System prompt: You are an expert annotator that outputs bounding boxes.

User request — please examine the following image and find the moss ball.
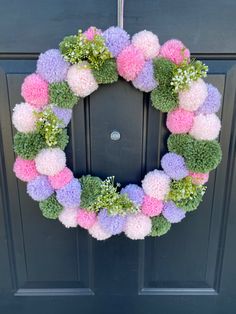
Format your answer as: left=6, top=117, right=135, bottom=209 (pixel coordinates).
left=151, top=86, right=178, bottom=112
left=13, top=132, right=46, bottom=159
left=167, top=134, right=194, bottom=156
left=39, top=194, right=63, bottom=219
left=93, top=59, right=118, bottom=84
left=150, top=216, right=171, bottom=237
left=153, top=57, right=175, bottom=86
left=49, top=81, right=78, bottom=109
left=80, top=175, right=102, bottom=209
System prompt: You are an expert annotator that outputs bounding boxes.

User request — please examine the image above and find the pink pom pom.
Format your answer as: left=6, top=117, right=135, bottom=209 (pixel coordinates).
left=160, top=39, right=190, bottom=65
left=12, top=102, right=37, bottom=133
left=35, top=148, right=66, bottom=176
left=142, top=170, right=171, bottom=200
left=88, top=220, right=112, bottom=240
left=13, top=157, right=38, bottom=182
left=77, top=209, right=96, bottom=229
left=58, top=207, right=78, bottom=228
left=132, top=30, right=160, bottom=59
left=189, top=113, right=221, bottom=140
left=124, top=213, right=152, bottom=240
left=48, top=167, right=73, bottom=189
left=179, top=78, right=208, bottom=112
left=166, top=108, right=194, bottom=133
left=21, top=73, right=48, bottom=109
left=84, top=26, right=101, bottom=40
left=189, top=172, right=209, bottom=185
left=116, top=45, right=145, bottom=81
left=141, top=195, right=163, bottom=217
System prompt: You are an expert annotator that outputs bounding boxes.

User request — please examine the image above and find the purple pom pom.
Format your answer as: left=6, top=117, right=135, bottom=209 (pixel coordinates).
left=161, top=153, right=188, bottom=180
left=36, top=49, right=69, bottom=83
left=162, top=201, right=186, bottom=223
left=98, top=209, right=126, bottom=235
left=52, top=106, right=72, bottom=127
left=197, top=83, right=221, bottom=114
left=132, top=60, right=157, bottom=92
left=27, top=175, right=53, bottom=201
left=56, top=178, right=81, bottom=208
left=102, top=26, right=130, bottom=57
left=120, top=184, right=144, bottom=207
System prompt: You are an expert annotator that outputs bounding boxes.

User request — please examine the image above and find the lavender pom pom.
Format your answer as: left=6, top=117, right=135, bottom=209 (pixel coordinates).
left=56, top=178, right=81, bottom=208
left=98, top=209, right=126, bottom=235
left=27, top=175, right=53, bottom=201
left=102, top=26, right=130, bottom=57
left=120, top=184, right=144, bottom=207
left=36, top=49, right=69, bottom=83
left=132, top=60, right=157, bottom=92
left=161, top=153, right=188, bottom=180
left=162, top=201, right=186, bottom=223
left=197, top=84, right=221, bottom=114
left=52, top=105, right=72, bottom=127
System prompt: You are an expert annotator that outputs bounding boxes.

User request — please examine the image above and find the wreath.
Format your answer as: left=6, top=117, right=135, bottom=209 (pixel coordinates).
left=11, top=26, right=222, bottom=240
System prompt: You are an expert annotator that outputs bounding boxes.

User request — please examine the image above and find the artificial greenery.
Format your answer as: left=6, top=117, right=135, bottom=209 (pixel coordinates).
left=39, top=195, right=63, bottom=219
left=151, top=86, right=178, bottom=112
left=49, top=81, right=78, bottom=109
left=80, top=175, right=102, bottom=209
left=92, top=58, right=118, bottom=84
left=167, top=134, right=194, bottom=156
left=56, top=129, right=69, bottom=150
left=153, top=58, right=175, bottom=86
left=150, top=216, right=171, bottom=237
left=13, top=132, right=46, bottom=159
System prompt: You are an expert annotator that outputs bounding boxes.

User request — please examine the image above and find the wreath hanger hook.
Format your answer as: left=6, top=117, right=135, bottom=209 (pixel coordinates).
left=117, top=0, right=124, bottom=29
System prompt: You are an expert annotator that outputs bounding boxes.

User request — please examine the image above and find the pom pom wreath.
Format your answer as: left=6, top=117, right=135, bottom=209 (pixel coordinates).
left=13, top=132, right=46, bottom=159
left=12, top=103, right=37, bottom=133
left=92, top=58, right=118, bottom=84
left=151, top=86, right=178, bottom=112
left=124, top=213, right=152, bottom=240
left=36, top=49, right=69, bottom=83
left=162, top=201, right=186, bottom=223
left=189, top=172, right=209, bottom=185
left=21, top=73, right=48, bottom=109
left=102, top=26, right=130, bottom=57
left=58, top=207, right=78, bottom=228
left=132, top=30, right=160, bottom=60
left=166, top=108, right=194, bottom=134
left=142, top=170, right=171, bottom=200
left=189, top=113, right=221, bottom=140
left=153, top=58, right=175, bottom=86
left=160, top=39, right=190, bottom=65
left=98, top=209, right=126, bottom=235
left=77, top=209, right=96, bottom=229
left=197, top=84, right=221, bottom=114
left=35, top=148, right=66, bottom=176
left=116, top=45, right=145, bottom=81
left=49, top=81, right=78, bottom=109
left=48, top=167, right=73, bottom=190
left=161, top=152, right=188, bottom=180
left=88, top=220, right=112, bottom=240
left=51, top=106, right=72, bottom=127
left=141, top=195, right=164, bottom=217
left=150, top=216, right=171, bottom=237
left=56, top=178, right=81, bottom=208
left=167, top=133, right=194, bottom=156
left=27, top=175, right=53, bottom=201
left=80, top=175, right=102, bottom=209
left=179, top=78, right=208, bottom=111
left=67, top=62, right=98, bottom=97
left=39, top=194, right=63, bottom=219
left=120, top=184, right=144, bottom=207
left=132, top=60, right=158, bottom=92
left=13, top=157, right=38, bottom=182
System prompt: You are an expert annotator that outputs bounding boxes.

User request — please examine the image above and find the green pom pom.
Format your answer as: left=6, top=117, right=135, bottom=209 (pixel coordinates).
left=49, top=81, right=78, bottom=109
left=93, top=59, right=118, bottom=84
left=151, top=86, right=178, bottom=112
left=151, top=216, right=171, bottom=237
left=167, top=134, right=194, bottom=155
left=80, top=175, right=102, bottom=209
left=13, top=132, right=46, bottom=159
left=56, top=129, right=69, bottom=150
left=39, top=195, right=63, bottom=219
left=153, top=58, right=175, bottom=86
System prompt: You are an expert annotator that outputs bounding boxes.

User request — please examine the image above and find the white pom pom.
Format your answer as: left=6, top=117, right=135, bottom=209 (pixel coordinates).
left=58, top=207, right=78, bottom=228
left=35, top=148, right=66, bottom=176
left=124, top=213, right=152, bottom=240
left=189, top=113, right=221, bottom=140
left=88, top=220, right=112, bottom=240
left=132, top=30, right=160, bottom=59
left=12, top=102, right=37, bottom=133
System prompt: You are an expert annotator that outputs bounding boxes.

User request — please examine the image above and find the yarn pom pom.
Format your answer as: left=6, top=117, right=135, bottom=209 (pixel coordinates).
left=116, top=45, right=145, bottom=81
left=88, top=220, right=112, bottom=240
left=132, top=30, right=160, bottom=59
left=179, top=78, right=208, bottom=111
left=102, top=26, right=130, bottom=57
left=84, top=26, right=101, bottom=41
left=21, top=73, right=48, bottom=109
left=48, top=167, right=73, bottom=189
left=166, top=108, right=194, bottom=133
left=120, top=184, right=144, bottom=207
left=189, top=113, right=221, bottom=140
left=51, top=106, right=72, bottom=127
left=12, top=103, right=37, bottom=133
left=197, top=84, right=221, bottom=114
left=142, top=170, right=171, bottom=200
left=58, top=207, right=78, bottom=228
left=27, top=175, right=53, bottom=201
left=98, top=209, right=126, bottom=235
left=36, top=49, right=69, bottom=83
left=49, top=81, right=78, bottom=109
left=132, top=60, right=158, bottom=92
left=189, top=172, right=209, bottom=185
left=39, top=195, right=63, bottom=219
left=141, top=195, right=163, bottom=217
left=150, top=216, right=171, bottom=237
left=124, top=213, right=152, bottom=240
left=67, top=62, right=98, bottom=97
left=151, top=86, right=178, bottom=112
left=13, top=157, right=38, bottom=182
left=35, top=148, right=66, bottom=176
left=56, top=178, right=81, bottom=208
left=162, top=201, right=186, bottom=223
left=77, top=209, right=96, bottom=229
left=160, top=39, right=190, bottom=65
left=161, top=152, right=188, bottom=180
